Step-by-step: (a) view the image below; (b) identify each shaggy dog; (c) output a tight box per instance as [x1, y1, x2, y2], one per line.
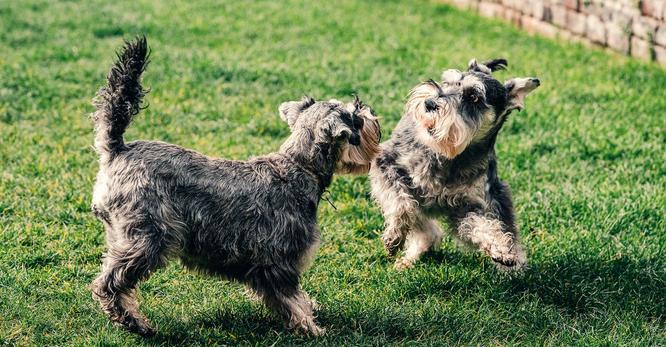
[370, 59, 539, 270]
[89, 37, 380, 336]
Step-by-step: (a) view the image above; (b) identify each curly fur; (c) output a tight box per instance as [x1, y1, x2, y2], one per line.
[89, 37, 380, 337]
[370, 58, 540, 270]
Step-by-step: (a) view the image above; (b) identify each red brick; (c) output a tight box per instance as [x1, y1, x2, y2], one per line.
[502, 8, 523, 26]
[606, 22, 631, 54]
[602, 1, 623, 12]
[563, 0, 579, 11]
[654, 45, 666, 65]
[501, 0, 520, 11]
[520, 15, 540, 34]
[609, 9, 634, 30]
[631, 36, 653, 61]
[656, 25, 666, 46]
[529, 0, 545, 19]
[632, 16, 659, 41]
[640, 0, 664, 19]
[551, 5, 567, 27]
[586, 15, 607, 45]
[579, 1, 600, 15]
[567, 10, 587, 35]
[521, 15, 559, 38]
[478, 1, 505, 18]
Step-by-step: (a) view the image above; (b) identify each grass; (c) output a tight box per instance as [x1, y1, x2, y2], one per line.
[1, 0, 665, 345]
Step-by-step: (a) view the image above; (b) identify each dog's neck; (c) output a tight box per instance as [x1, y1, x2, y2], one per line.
[442, 131, 500, 186]
[280, 129, 341, 194]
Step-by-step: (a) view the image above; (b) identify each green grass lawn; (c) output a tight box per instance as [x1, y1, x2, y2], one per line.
[1, 0, 665, 345]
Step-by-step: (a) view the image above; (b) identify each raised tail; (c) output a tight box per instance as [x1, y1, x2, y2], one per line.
[92, 36, 149, 160]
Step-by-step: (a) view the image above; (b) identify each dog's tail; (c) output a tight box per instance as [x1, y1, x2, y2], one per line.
[92, 36, 149, 161]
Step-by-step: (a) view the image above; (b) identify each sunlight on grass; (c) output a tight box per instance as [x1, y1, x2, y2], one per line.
[0, 0, 664, 345]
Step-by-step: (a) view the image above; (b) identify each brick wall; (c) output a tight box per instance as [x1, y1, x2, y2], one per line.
[445, 0, 666, 66]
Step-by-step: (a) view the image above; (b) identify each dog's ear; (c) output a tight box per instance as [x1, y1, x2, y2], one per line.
[468, 58, 508, 74]
[504, 77, 540, 111]
[349, 94, 381, 142]
[279, 95, 315, 128]
[337, 95, 382, 175]
[467, 59, 492, 74]
[483, 58, 508, 72]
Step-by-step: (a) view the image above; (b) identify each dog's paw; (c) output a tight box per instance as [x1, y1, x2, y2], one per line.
[486, 242, 527, 272]
[308, 325, 326, 337]
[382, 232, 405, 257]
[121, 316, 156, 337]
[291, 319, 326, 337]
[309, 298, 321, 311]
[393, 257, 415, 271]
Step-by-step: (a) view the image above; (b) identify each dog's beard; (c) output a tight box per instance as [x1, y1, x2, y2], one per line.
[406, 85, 476, 159]
[336, 110, 381, 174]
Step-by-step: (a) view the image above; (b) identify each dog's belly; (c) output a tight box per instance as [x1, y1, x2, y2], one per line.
[179, 253, 254, 281]
[413, 175, 488, 215]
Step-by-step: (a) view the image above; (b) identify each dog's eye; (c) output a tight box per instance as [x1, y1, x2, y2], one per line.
[464, 89, 482, 104]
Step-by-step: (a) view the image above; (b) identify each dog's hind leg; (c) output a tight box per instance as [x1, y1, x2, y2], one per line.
[248, 266, 324, 336]
[91, 224, 166, 337]
[395, 218, 443, 270]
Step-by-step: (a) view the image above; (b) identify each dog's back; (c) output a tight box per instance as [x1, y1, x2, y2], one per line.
[94, 138, 321, 272]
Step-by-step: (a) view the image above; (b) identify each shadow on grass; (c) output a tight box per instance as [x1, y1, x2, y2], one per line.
[504, 254, 665, 317]
[150, 307, 462, 345]
[418, 251, 666, 317]
[146, 251, 664, 344]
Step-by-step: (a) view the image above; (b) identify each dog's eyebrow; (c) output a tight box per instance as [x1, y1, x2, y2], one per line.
[426, 79, 445, 96]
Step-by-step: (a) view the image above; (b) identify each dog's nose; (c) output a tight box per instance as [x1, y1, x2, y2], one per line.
[349, 133, 361, 146]
[530, 78, 541, 87]
[424, 99, 438, 112]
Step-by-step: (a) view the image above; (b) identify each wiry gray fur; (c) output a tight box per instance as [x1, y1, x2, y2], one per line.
[370, 58, 540, 271]
[89, 37, 379, 337]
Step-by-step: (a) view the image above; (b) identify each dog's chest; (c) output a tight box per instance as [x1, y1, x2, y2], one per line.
[401, 152, 488, 210]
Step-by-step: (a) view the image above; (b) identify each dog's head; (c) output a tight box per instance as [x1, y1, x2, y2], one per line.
[279, 95, 381, 174]
[406, 58, 540, 159]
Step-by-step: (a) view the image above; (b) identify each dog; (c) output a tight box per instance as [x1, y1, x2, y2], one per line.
[369, 58, 540, 271]
[89, 37, 380, 337]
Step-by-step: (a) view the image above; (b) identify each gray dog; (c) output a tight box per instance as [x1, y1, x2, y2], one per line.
[370, 59, 539, 270]
[89, 37, 380, 337]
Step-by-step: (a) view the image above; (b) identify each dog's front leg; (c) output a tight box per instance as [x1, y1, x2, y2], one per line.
[453, 212, 526, 271]
[381, 214, 410, 258]
[394, 218, 444, 270]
